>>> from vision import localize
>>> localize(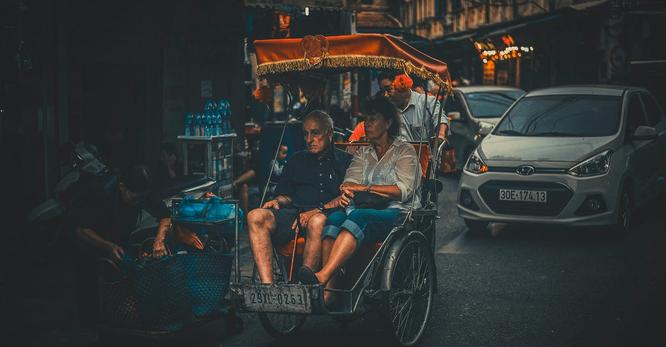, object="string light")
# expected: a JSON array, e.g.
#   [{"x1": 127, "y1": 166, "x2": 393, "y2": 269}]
[{"x1": 480, "y1": 45, "x2": 534, "y2": 62}]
